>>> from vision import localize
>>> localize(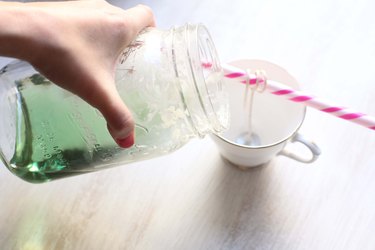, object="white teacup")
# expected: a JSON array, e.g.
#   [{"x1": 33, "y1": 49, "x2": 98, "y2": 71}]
[{"x1": 211, "y1": 59, "x2": 321, "y2": 168}]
